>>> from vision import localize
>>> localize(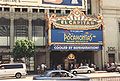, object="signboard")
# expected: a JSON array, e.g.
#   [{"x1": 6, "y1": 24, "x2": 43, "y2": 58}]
[
  {"x1": 0, "y1": 0, "x2": 40, "y2": 6},
  {"x1": 50, "y1": 44, "x2": 102, "y2": 51},
  {"x1": 48, "y1": 8, "x2": 103, "y2": 51},
  {"x1": 0, "y1": 0, "x2": 86, "y2": 9},
  {"x1": 51, "y1": 29, "x2": 103, "y2": 44},
  {"x1": 41, "y1": 0, "x2": 86, "y2": 9},
  {"x1": 42, "y1": 0, "x2": 82, "y2": 6},
  {"x1": 50, "y1": 8, "x2": 103, "y2": 30}
]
